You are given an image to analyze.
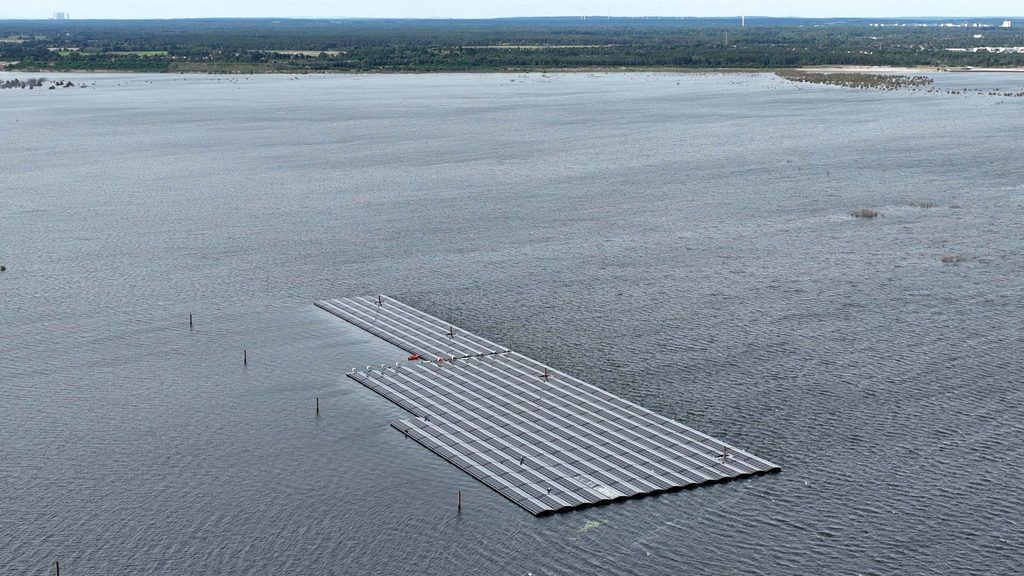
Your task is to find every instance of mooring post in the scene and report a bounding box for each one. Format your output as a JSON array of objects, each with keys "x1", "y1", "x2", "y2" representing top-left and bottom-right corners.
[
  {"x1": 244, "y1": 349, "x2": 247, "y2": 365},
  {"x1": 55, "y1": 560, "x2": 60, "y2": 576},
  {"x1": 448, "y1": 325, "x2": 455, "y2": 339},
  {"x1": 316, "y1": 397, "x2": 319, "y2": 415},
  {"x1": 189, "y1": 313, "x2": 193, "y2": 328},
  {"x1": 377, "y1": 294, "x2": 383, "y2": 307},
  {"x1": 457, "y1": 490, "x2": 462, "y2": 511}
]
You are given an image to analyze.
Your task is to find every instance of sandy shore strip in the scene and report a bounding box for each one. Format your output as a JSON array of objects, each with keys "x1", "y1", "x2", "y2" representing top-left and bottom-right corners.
[
  {"x1": 800, "y1": 65, "x2": 1024, "y2": 73},
  {"x1": 798, "y1": 65, "x2": 940, "y2": 73},
  {"x1": 945, "y1": 67, "x2": 1024, "y2": 73}
]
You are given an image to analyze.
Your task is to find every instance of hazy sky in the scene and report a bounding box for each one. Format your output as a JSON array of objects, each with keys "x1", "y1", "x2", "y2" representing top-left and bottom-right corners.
[{"x1": 5, "y1": 1, "x2": 1022, "y2": 20}]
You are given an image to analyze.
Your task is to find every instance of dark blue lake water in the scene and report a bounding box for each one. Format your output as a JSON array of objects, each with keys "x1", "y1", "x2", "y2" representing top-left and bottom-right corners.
[{"x1": 2, "y1": 71, "x2": 1023, "y2": 575}]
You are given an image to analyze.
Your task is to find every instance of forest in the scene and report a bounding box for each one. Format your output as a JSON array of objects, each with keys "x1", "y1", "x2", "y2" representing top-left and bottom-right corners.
[{"x1": 1, "y1": 17, "x2": 1022, "y2": 73}]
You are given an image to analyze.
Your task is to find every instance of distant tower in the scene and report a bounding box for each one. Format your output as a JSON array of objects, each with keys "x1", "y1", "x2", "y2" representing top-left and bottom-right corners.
[{"x1": 742, "y1": 15, "x2": 745, "y2": 27}]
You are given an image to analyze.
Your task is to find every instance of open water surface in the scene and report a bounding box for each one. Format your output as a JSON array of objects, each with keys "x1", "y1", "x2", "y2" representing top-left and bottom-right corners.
[{"x1": 2, "y1": 71, "x2": 1023, "y2": 575}]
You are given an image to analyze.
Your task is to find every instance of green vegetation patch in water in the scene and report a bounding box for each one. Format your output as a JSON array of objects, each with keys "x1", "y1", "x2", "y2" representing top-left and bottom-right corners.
[{"x1": 776, "y1": 70, "x2": 934, "y2": 90}]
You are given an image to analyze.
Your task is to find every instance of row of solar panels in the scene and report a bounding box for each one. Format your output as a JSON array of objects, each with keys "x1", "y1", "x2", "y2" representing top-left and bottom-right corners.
[
  {"x1": 316, "y1": 296, "x2": 508, "y2": 359},
  {"x1": 361, "y1": 354, "x2": 771, "y2": 472},
  {"x1": 351, "y1": 355, "x2": 769, "y2": 496},
  {"x1": 396, "y1": 417, "x2": 620, "y2": 515},
  {"x1": 319, "y1": 295, "x2": 780, "y2": 514},
  {"x1": 374, "y1": 353, "x2": 769, "y2": 463}
]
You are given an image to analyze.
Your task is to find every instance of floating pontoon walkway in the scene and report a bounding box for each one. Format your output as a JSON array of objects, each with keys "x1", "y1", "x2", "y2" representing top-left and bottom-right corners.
[{"x1": 316, "y1": 295, "x2": 780, "y2": 515}]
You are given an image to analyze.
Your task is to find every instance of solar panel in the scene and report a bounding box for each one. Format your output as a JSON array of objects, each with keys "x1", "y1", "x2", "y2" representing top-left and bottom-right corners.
[{"x1": 317, "y1": 296, "x2": 780, "y2": 515}]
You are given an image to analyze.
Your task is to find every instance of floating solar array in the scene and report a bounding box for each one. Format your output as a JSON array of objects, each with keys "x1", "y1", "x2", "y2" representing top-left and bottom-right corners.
[{"x1": 316, "y1": 295, "x2": 780, "y2": 515}]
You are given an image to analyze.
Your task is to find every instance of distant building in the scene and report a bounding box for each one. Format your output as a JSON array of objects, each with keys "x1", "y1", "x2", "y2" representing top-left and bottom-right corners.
[
  {"x1": 53, "y1": 11, "x2": 68, "y2": 20},
  {"x1": 1001, "y1": 21, "x2": 1012, "y2": 28}
]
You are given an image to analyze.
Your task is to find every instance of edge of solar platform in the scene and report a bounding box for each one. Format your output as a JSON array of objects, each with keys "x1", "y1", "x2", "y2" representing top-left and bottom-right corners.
[
  {"x1": 388, "y1": 415, "x2": 779, "y2": 516},
  {"x1": 350, "y1": 364, "x2": 780, "y2": 513}
]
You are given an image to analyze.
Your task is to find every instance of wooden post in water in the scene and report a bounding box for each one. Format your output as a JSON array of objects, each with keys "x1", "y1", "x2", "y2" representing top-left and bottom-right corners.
[
  {"x1": 189, "y1": 313, "x2": 193, "y2": 328},
  {"x1": 244, "y1": 349, "x2": 247, "y2": 365},
  {"x1": 316, "y1": 397, "x2": 319, "y2": 415},
  {"x1": 55, "y1": 560, "x2": 60, "y2": 576},
  {"x1": 457, "y1": 490, "x2": 462, "y2": 511}
]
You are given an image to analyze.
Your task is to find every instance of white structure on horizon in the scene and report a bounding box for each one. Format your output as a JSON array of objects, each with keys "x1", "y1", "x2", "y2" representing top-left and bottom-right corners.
[
  {"x1": 1002, "y1": 21, "x2": 1012, "y2": 28},
  {"x1": 52, "y1": 11, "x2": 68, "y2": 20}
]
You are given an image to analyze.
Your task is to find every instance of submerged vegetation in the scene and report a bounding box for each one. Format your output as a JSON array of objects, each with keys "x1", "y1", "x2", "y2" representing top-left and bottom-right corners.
[
  {"x1": 774, "y1": 70, "x2": 1024, "y2": 96},
  {"x1": 1, "y1": 18, "x2": 1022, "y2": 73},
  {"x1": 1, "y1": 76, "x2": 84, "y2": 89},
  {"x1": 1, "y1": 76, "x2": 45, "y2": 88},
  {"x1": 851, "y1": 209, "x2": 881, "y2": 218},
  {"x1": 775, "y1": 70, "x2": 933, "y2": 90}
]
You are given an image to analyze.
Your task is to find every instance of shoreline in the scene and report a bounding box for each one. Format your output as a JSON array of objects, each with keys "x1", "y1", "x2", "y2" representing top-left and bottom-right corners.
[
  {"x1": 5, "y1": 65, "x2": 1024, "y2": 76},
  {"x1": 0, "y1": 65, "x2": 769, "y2": 75},
  {"x1": 800, "y1": 65, "x2": 1024, "y2": 74}
]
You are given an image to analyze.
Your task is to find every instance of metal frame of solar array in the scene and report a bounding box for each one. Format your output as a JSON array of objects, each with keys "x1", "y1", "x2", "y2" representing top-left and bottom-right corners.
[{"x1": 315, "y1": 295, "x2": 780, "y2": 515}]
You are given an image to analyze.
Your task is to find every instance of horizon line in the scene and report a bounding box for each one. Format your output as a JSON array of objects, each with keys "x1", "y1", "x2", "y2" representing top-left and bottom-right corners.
[{"x1": 1, "y1": 15, "x2": 1021, "y2": 22}]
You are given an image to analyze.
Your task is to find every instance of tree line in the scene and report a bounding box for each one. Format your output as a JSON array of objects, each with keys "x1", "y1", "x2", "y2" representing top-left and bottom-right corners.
[{"x1": 2, "y1": 18, "x2": 1021, "y2": 72}]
